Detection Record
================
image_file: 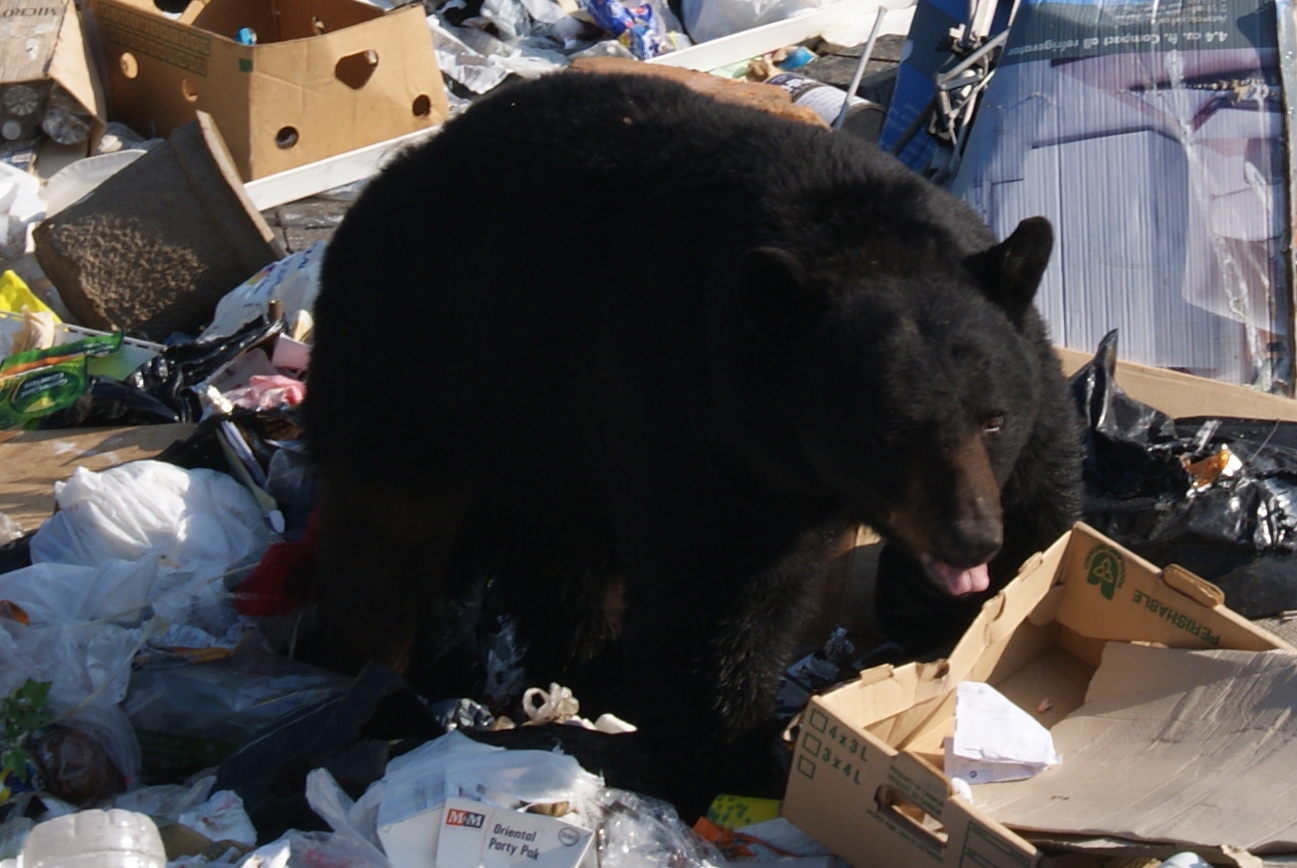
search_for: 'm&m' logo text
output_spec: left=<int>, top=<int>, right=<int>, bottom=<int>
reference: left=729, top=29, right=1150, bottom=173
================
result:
left=446, top=808, right=486, bottom=829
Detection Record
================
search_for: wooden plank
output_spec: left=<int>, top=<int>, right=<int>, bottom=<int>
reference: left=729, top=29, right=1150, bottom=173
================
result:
left=0, top=423, right=196, bottom=532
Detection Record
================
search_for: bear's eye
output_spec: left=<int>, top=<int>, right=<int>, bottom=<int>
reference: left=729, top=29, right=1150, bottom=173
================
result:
left=982, top=414, right=1005, bottom=435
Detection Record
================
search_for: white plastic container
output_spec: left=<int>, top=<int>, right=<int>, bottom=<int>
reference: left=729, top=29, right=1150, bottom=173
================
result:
left=21, top=809, right=165, bottom=868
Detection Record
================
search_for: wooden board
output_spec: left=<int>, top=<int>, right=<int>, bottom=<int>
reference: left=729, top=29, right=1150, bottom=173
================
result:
left=0, top=423, right=195, bottom=532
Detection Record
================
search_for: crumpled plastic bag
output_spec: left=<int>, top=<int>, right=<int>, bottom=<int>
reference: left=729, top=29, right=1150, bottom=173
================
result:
left=31, top=460, right=275, bottom=582
left=200, top=244, right=324, bottom=343
left=0, top=558, right=176, bottom=627
left=0, top=617, right=144, bottom=714
left=592, top=787, right=724, bottom=868
left=22, top=461, right=275, bottom=639
left=680, top=0, right=827, bottom=43
left=0, top=162, right=45, bottom=260
left=0, top=622, right=146, bottom=797
left=1074, top=330, right=1297, bottom=617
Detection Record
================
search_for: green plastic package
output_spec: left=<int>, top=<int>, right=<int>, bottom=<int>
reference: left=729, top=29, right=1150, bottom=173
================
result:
left=0, top=332, right=123, bottom=429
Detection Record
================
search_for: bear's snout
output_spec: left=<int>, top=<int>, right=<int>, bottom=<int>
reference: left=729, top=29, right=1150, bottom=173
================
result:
left=886, top=434, right=1004, bottom=594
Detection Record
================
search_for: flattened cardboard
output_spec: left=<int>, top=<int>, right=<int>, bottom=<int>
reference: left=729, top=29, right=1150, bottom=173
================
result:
left=88, top=0, right=448, bottom=180
left=0, top=423, right=195, bottom=531
left=0, top=0, right=106, bottom=151
left=1056, top=346, right=1297, bottom=423
left=975, top=643, right=1297, bottom=851
left=781, top=524, right=1294, bottom=868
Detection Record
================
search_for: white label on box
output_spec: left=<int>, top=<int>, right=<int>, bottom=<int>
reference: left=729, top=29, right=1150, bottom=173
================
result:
left=434, top=797, right=593, bottom=868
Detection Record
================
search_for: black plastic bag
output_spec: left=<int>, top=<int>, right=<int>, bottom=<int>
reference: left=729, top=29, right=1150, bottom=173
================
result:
left=127, top=319, right=285, bottom=423
left=30, top=319, right=285, bottom=429
left=1072, top=331, right=1297, bottom=618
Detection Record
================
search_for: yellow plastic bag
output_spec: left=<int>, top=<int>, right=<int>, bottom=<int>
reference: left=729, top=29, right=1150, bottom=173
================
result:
left=0, top=271, right=57, bottom=319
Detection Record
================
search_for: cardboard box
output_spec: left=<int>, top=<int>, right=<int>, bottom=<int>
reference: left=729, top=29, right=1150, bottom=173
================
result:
left=782, top=523, right=1295, bottom=868
left=0, top=0, right=106, bottom=153
left=88, top=0, right=448, bottom=180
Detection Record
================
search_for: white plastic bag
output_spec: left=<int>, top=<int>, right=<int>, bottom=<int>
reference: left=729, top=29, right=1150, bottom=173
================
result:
left=0, top=161, right=45, bottom=261
left=681, top=0, right=826, bottom=42
left=199, top=242, right=326, bottom=342
left=31, top=461, right=275, bottom=581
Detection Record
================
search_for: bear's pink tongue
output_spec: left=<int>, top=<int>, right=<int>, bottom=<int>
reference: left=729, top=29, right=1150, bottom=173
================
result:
left=926, top=560, right=991, bottom=596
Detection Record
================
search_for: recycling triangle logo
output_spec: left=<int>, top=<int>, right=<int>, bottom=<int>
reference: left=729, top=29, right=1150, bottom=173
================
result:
left=1083, top=544, right=1125, bottom=600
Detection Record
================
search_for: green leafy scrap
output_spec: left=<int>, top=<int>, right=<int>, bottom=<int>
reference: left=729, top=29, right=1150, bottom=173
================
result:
left=1, top=679, right=53, bottom=781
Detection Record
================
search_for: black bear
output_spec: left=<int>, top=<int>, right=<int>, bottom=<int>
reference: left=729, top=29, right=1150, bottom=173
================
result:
left=303, top=70, right=1082, bottom=813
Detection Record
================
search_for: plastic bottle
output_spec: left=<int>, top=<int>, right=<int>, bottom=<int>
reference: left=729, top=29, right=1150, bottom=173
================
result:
left=765, top=72, right=887, bottom=142
left=20, top=809, right=166, bottom=868
left=40, top=84, right=93, bottom=146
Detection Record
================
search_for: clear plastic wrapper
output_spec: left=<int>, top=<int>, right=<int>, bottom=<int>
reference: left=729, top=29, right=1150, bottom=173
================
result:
left=592, top=788, right=723, bottom=868
left=124, top=646, right=352, bottom=754
left=238, top=828, right=392, bottom=868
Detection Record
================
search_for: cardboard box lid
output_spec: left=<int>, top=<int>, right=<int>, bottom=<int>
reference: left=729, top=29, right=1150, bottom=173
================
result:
left=826, top=524, right=1293, bottom=742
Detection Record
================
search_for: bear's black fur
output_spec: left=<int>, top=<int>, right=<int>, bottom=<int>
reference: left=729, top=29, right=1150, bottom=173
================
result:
left=304, top=71, right=1082, bottom=815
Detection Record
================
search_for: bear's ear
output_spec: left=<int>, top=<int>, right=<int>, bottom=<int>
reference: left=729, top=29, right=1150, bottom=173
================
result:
left=737, top=247, right=825, bottom=340
left=966, top=216, right=1053, bottom=320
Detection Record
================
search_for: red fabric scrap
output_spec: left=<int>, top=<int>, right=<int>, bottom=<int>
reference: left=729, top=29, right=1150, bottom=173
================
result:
left=234, top=509, right=318, bottom=616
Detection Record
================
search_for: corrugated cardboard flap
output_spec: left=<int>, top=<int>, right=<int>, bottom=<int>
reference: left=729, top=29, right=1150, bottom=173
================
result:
left=1054, top=523, right=1294, bottom=655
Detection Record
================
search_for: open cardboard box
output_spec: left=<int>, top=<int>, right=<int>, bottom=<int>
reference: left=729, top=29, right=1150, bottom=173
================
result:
left=0, top=0, right=107, bottom=156
left=786, top=358, right=1297, bottom=866
left=87, top=0, right=448, bottom=180
left=782, top=523, right=1296, bottom=868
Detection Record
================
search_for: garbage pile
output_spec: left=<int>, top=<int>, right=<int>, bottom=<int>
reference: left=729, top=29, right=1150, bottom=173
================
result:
left=0, top=0, right=1294, bottom=853
left=0, top=229, right=879, bottom=865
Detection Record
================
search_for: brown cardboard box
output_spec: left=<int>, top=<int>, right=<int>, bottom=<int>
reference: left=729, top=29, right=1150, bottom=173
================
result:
left=88, top=0, right=448, bottom=180
left=782, top=523, right=1295, bottom=868
left=0, top=0, right=106, bottom=153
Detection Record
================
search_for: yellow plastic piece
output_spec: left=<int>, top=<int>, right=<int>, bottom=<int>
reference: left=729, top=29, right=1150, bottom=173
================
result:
left=705, top=794, right=782, bottom=830
left=0, top=271, right=57, bottom=320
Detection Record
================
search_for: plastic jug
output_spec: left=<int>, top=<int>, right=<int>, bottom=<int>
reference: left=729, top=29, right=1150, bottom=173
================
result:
left=20, top=809, right=165, bottom=868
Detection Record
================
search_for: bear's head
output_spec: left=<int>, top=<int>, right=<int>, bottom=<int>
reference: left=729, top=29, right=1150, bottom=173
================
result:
left=724, top=216, right=1055, bottom=597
